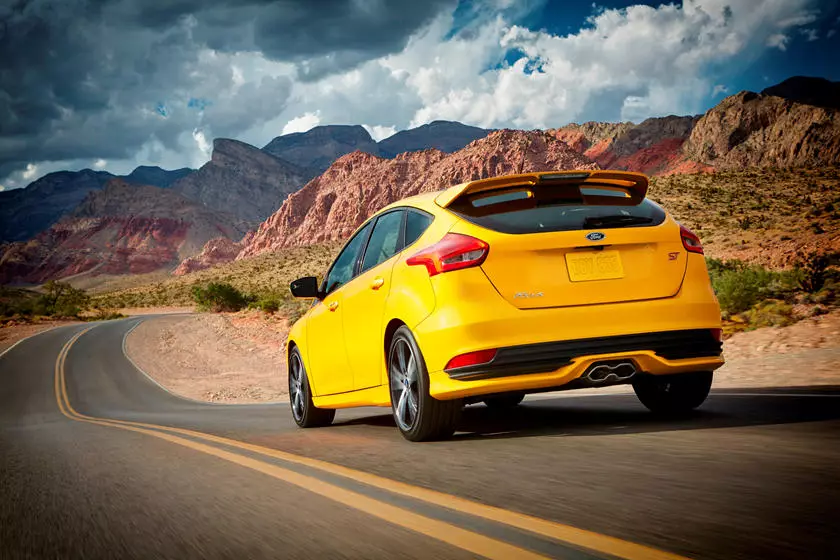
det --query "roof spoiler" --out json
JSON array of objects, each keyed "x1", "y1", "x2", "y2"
[{"x1": 434, "y1": 170, "x2": 649, "y2": 208}]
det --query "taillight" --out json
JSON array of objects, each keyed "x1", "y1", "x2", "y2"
[
  {"x1": 445, "y1": 349, "x2": 497, "y2": 371},
  {"x1": 406, "y1": 233, "x2": 489, "y2": 277},
  {"x1": 710, "y1": 328, "x2": 722, "y2": 342},
  {"x1": 680, "y1": 224, "x2": 704, "y2": 255}
]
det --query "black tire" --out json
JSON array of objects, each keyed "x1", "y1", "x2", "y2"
[
  {"x1": 389, "y1": 326, "x2": 462, "y2": 442},
  {"x1": 288, "y1": 347, "x2": 336, "y2": 428},
  {"x1": 483, "y1": 393, "x2": 525, "y2": 409},
  {"x1": 632, "y1": 371, "x2": 713, "y2": 414}
]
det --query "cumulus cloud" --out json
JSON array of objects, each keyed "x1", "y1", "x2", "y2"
[
  {"x1": 801, "y1": 28, "x2": 820, "y2": 41},
  {"x1": 712, "y1": 84, "x2": 729, "y2": 96},
  {"x1": 282, "y1": 113, "x2": 323, "y2": 135},
  {"x1": 22, "y1": 164, "x2": 38, "y2": 180},
  {"x1": 364, "y1": 125, "x2": 398, "y2": 141},
  {"x1": 767, "y1": 33, "x2": 790, "y2": 50},
  {"x1": 1, "y1": 0, "x2": 830, "y2": 188},
  {"x1": 0, "y1": 0, "x2": 452, "y2": 181}
]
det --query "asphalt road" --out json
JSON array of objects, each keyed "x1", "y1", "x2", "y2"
[{"x1": 2, "y1": 318, "x2": 839, "y2": 559}]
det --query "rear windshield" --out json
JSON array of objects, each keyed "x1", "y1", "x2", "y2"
[{"x1": 448, "y1": 184, "x2": 666, "y2": 234}]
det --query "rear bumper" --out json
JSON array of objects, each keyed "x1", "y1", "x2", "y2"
[
  {"x1": 429, "y1": 350, "x2": 723, "y2": 400},
  {"x1": 413, "y1": 254, "x2": 723, "y2": 400},
  {"x1": 444, "y1": 329, "x2": 722, "y2": 381}
]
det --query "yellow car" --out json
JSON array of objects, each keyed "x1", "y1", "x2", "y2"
[{"x1": 288, "y1": 170, "x2": 723, "y2": 441}]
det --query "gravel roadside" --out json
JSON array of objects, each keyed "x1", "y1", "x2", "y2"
[{"x1": 123, "y1": 310, "x2": 840, "y2": 404}]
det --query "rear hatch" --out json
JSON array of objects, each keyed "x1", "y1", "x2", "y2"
[{"x1": 439, "y1": 171, "x2": 687, "y2": 309}]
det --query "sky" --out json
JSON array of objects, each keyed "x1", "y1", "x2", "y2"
[{"x1": 1, "y1": 0, "x2": 839, "y2": 191}]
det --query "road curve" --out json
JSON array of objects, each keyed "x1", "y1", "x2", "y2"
[{"x1": 2, "y1": 317, "x2": 839, "y2": 559}]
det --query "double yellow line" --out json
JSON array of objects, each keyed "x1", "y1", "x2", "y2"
[{"x1": 55, "y1": 326, "x2": 688, "y2": 560}]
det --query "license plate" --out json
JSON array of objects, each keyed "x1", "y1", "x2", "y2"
[{"x1": 565, "y1": 250, "x2": 624, "y2": 282}]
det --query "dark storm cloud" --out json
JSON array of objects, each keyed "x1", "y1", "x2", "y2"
[{"x1": 0, "y1": 0, "x2": 452, "y2": 178}]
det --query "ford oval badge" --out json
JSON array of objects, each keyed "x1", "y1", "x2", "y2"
[{"x1": 586, "y1": 232, "x2": 606, "y2": 241}]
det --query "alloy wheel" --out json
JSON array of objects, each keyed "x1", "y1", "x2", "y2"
[
  {"x1": 289, "y1": 352, "x2": 305, "y2": 422},
  {"x1": 390, "y1": 338, "x2": 419, "y2": 432}
]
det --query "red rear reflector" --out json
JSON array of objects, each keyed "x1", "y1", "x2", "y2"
[
  {"x1": 445, "y1": 349, "x2": 498, "y2": 371},
  {"x1": 680, "y1": 224, "x2": 704, "y2": 255},
  {"x1": 406, "y1": 233, "x2": 489, "y2": 276}
]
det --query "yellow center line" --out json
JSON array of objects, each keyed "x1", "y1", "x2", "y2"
[
  {"x1": 55, "y1": 326, "x2": 691, "y2": 560},
  {"x1": 54, "y1": 329, "x2": 548, "y2": 560}
]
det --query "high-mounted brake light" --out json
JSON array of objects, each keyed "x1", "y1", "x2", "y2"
[
  {"x1": 406, "y1": 233, "x2": 489, "y2": 276},
  {"x1": 680, "y1": 224, "x2": 704, "y2": 255},
  {"x1": 445, "y1": 349, "x2": 498, "y2": 371}
]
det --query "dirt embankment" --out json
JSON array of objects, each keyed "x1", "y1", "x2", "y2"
[
  {"x1": 0, "y1": 320, "x2": 80, "y2": 354},
  {"x1": 124, "y1": 310, "x2": 840, "y2": 404},
  {"x1": 124, "y1": 312, "x2": 290, "y2": 403}
]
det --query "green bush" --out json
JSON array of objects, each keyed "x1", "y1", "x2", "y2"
[
  {"x1": 706, "y1": 259, "x2": 801, "y2": 317},
  {"x1": 743, "y1": 300, "x2": 795, "y2": 328},
  {"x1": 191, "y1": 282, "x2": 252, "y2": 312},
  {"x1": 36, "y1": 281, "x2": 91, "y2": 318},
  {"x1": 251, "y1": 293, "x2": 283, "y2": 314}
]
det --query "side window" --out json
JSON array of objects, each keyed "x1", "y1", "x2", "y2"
[
  {"x1": 404, "y1": 210, "x2": 433, "y2": 248},
  {"x1": 361, "y1": 211, "x2": 403, "y2": 273},
  {"x1": 324, "y1": 222, "x2": 372, "y2": 294}
]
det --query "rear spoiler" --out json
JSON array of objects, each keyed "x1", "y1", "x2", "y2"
[{"x1": 434, "y1": 170, "x2": 649, "y2": 208}]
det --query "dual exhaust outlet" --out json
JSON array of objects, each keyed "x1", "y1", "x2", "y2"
[{"x1": 581, "y1": 360, "x2": 638, "y2": 385}]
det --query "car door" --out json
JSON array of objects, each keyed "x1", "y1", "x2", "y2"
[
  {"x1": 341, "y1": 209, "x2": 405, "y2": 391},
  {"x1": 306, "y1": 221, "x2": 372, "y2": 396}
]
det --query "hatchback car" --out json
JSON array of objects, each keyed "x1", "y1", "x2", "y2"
[{"x1": 288, "y1": 170, "x2": 723, "y2": 441}]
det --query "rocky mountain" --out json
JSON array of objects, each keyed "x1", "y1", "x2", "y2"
[
  {"x1": 761, "y1": 76, "x2": 840, "y2": 110},
  {"x1": 378, "y1": 120, "x2": 490, "y2": 157},
  {"x1": 0, "y1": 180, "x2": 245, "y2": 284},
  {"x1": 0, "y1": 169, "x2": 114, "y2": 243},
  {"x1": 236, "y1": 130, "x2": 597, "y2": 258},
  {"x1": 123, "y1": 165, "x2": 193, "y2": 188},
  {"x1": 551, "y1": 78, "x2": 840, "y2": 175},
  {"x1": 550, "y1": 116, "x2": 705, "y2": 176},
  {"x1": 0, "y1": 166, "x2": 195, "y2": 243},
  {"x1": 682, "y1": 89, "x2": 840, "y2": 170},
  {"x1": 261, "y1": 121, "x2": 492, "y2": 175},
  {"x1": 174, "y1": 235, "x2": 252, "y2": 276},
  {"x1": 171, "y1": 138, "x2": 308, "y2": 226},
  {"x1": 262, "y1": 125, "x2": 380, "y2": 176}
]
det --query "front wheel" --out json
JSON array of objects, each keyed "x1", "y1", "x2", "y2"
[
  {"x1": 632, "y1": 371, "x2": 713, "y2": 414},
  {"x1": 289, "y1": 347, "x2": 335, "y2": 428},
  {"x1": 389, "y1": 326, "x2": 461, "y2": 442}
]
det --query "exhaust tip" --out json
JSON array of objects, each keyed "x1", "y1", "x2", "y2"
[{"x1": 583, "y1": 360, "x2": 637, "y2": 384}]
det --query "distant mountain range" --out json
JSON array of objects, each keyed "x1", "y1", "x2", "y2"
[
  {"x1": 0, "y1": 120, "x2": 492, "y2": 245},
  {"x1": 1, "y1": 76, "x2": 838, "y2": 285}
]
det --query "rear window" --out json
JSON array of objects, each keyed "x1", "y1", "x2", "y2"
[{"x1": 448, "y1": 184, "x2": 665, "y2": 234}]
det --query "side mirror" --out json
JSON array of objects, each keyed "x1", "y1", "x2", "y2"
[{"x1": 290, "y1": 276, "x2": 322, "y2": 299}]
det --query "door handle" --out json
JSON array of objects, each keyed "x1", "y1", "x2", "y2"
[
  {"x1": 328, "y1": 301, "x2": 339, "y2": 312},
  {"x1": 371, "y1": 277, "x2": 385, "y2": 290}
]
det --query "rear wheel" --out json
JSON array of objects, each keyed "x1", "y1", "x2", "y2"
[
  {"x1": 483, "y1": 393, "x2": 525, "y2": 409},
  {"x1": 389, "y1": 326, "x2": 461, "y2": 442},
  {"x1": 632, "y1": 371, "x2": 712, "y2": 414},
  {"x1": 289, "y1": 347, "x2": 336, "y2": 428}
]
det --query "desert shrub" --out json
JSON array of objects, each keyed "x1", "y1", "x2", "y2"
[
  {"x1": 91, "y1": 309, "x2": 126, "y2": 321},
  {"x1": 250, "y1": 293, "x2": 283, "y2": 314},
  {"x1": 0, "y1": 288, "x2": 37, "y2": 318},
  {"x1": 743, "y1": 301, "x2": 795, "y2": 328},
  {"x1": 35, "y1": 281, "x2": 91, "y2": 318},
  {"x1": 191, "y1": 282, "x2": 251, "y2": 312},
  {"x1": 794, "y1": 251, "x2": 839, "y2": 293},
  {"x1": 706, "y1": 259, "x2": 801, "y2": 317}
]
